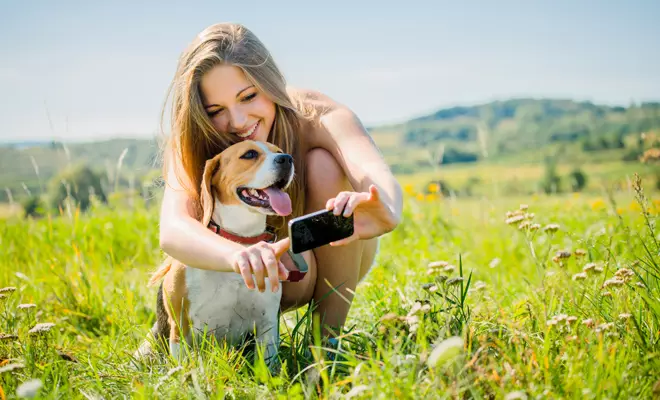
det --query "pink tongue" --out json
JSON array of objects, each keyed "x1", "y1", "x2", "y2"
[{"x1": 264, "y1": 187, "x2": 292, "y2": 216}]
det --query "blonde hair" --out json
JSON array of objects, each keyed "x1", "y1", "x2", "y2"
[{"x1": 160, "y1": 22, "x2": 316, "y2": 238}]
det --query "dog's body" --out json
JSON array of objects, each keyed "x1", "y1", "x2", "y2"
[{"x1": 139, "y1": 140, "x2": 297, "y2": 367}]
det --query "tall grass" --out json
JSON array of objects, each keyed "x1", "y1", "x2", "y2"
[{"x1": 1, "y1": 177, "x2": 659, "y2": 398}]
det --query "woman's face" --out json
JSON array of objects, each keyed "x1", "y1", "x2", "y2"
[{"x1": 200, "y1": 64, "x2": 275, "y2": 142}]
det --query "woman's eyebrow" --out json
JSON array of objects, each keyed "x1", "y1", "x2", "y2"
[{"x1": 203, "y1": 85, "x2": 255, "y2": 109}]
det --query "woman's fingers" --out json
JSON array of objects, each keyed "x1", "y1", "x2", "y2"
[
  {"x1": 232, "y1": 239, "x2": 291, "y2": 291},
  {"x1": 260, "y1": 243, "x2": 281, "y2": 293},
  {"x1": 278, "y1": 261, "x2": 289, "y2": 281},
  {"x1": 325, "y1": 197, "x2": 336, "y2": 211},
  {"x1": 235, "y1": 253, "x2": 255, "y2": 290},
  {"x1": 342, "y1": 192, "x2": 368, "y2": 217},
  {"x1": 248, "y1": 251, "x2": 266, "y2": 292},
  {"x1": 271, "y1": 237, "x2": 290, "y2": 259},
  {"x1": 331, "y1": 191, "x2": 351, "y2": 215},
  {"x1": 368, "y1": 184, "x2": 380, "y2": 200},
  {"x1": 327, "y1": 189, "x2": 374, "y2": 217}
]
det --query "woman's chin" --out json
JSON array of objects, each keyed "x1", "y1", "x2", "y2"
[{"x1": 253, "y1": 126, "x2": 271, "y2": 142}]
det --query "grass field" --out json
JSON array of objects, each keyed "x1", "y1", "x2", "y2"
[{"x1": 1, "y1": 173, "x2": 660, "y2": 398}]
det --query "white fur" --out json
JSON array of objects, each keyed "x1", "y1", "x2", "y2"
[
  {"x1": 213, "y1": 203, "x2": 266, "y2": 237},
  {"x1": 184, "y1": 268, "x2": 281, "y2": 364},
  {"x1": 180, "y1": 142, "x2": 291, "y2": 367}
]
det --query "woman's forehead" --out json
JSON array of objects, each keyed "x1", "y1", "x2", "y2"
[{"x1": 200, "y1": 65, "x2": 253, "y2": 104}]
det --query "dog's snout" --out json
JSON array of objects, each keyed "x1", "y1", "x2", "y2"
[{"x1": 274, "y1": 154, "x2": 293, "y2": 165}]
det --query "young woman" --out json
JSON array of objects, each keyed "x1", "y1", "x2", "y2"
[{"x1": 158, "y1": 22, "x2": 402, "y2": 337}]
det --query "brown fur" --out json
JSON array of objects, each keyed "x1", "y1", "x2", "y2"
[{"x1": 147, "y1": 140, "x2": 286, "y2": 352}]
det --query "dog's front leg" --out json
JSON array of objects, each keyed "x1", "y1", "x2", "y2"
[{"x1": 256, "y1": 318, "x2": 280, "y2": 372}]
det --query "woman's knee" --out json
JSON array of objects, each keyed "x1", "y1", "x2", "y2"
[{"x1": 305, "y1": 148, "x2": 353, "y2": 205}]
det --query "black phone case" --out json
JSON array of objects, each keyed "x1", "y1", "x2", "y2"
[{"x1": 288, "y1": 209, "x2": 354, "y2": 254}]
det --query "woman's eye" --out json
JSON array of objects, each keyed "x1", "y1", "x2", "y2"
[
  {"x1": 242, "y1": 93, "x2": 257, "y2": 102},
  {"x1": 207, "y1": 109, "x2": 222, "y2": 117},
  {"x1": 240, "y1": 150, "x2": 259, "y2": 159}
]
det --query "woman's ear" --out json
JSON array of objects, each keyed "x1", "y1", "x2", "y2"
[{"x1": 200, "y1": 156, "x2": 221, "y2": 227}]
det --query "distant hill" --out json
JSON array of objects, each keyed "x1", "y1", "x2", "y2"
[
  {"x1": 368, "y1": 98, "x2": 660, "y2": 173},
  {"x1": 0, "y1": 138, "x2": 163, "y2": 203},
  {"x1": 1, "y1": 98, "x2": 659, "y2": 202}
]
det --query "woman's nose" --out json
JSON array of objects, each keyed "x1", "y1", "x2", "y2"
[{"x1": 229, "y1": 109, "x2": 248, "y2": 131}]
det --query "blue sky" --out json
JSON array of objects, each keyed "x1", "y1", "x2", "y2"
[{"x1": 1, "y1": 0, "x2": 658, "y2": 141}]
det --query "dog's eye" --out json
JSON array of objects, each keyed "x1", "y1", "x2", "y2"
[{"x1": 240, "y1": 150, "x2": 259, "y2": 160}]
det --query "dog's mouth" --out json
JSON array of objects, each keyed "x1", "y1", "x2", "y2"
[{"x1": 237, "y1": 178, "x2": 292, "y2": 216}]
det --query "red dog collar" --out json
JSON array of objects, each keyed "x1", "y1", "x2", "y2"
[
  {"x1": 207, "y1": 220, "x2": 307, "y2": 282},
  {"x1": 208, "y1": 220, "x2": 277, "y2": 245}
]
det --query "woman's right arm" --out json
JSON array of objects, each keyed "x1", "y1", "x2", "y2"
[{"x1": 157, "y1": 155, "x2": 289, "y2": 292}]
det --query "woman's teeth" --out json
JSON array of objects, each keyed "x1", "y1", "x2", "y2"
[{"x1": 237, "y1": 121, "x2": 259, "y2": 138}]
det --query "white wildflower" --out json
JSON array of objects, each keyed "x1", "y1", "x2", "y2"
[
  {"x1": 28, "y1": 323, "x2": 55, "y2": 335},
  {"x1": 572, "y1": 272, "x2": 587, "y2": 281},
  {"x1": 16, "y1": 378, "x2": 43, "y2": 398},
  {"x1": 426, "y1": 336, "x2": 464, "y2": 367}
]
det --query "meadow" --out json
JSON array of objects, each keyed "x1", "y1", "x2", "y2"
[{"x1": 1, "y1": 170, "x2": 660, "y2": 399}]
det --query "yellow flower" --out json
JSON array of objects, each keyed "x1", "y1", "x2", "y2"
[
  {"x1": 416, "y1": 193, "x2": 425, "y2": 201},
  {"x1": 590, "y1": 198, "x2": 606, "y2": 211},
  {"x1": 426, "y1": 193, "x2": 438, "y2": 202},
  {"x1": 629, "y1": 201, "x2": 642, "y2": 212},
  {"x1": 404, "y1": 184, "x2": 415, "y2": 196},
  {"x1": 428, "y1": 183, "x2": 440, "y2": 193}
]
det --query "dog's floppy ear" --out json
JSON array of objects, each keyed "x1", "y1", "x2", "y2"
[{"x1": 200, "y1": 156, "x2": 221, "y2": 227}]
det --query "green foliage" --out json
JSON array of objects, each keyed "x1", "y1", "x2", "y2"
[
  {"x1": 540, "y1": 156, "x2": 562, "y2": 194},
  {"x1": 0, "y1": 138, "x2": 161, "y2": 203},
  {"x1": 439, "y1": 147, "x2": 479, "y2": 165},
  {"x1": 46, "y1": 163, "x2": 107, "y2": 212},
  {"x1": 3, "y1": 99, "x2": 660, "y2": 201},
  {"x1": 377, "y1": 99, "x2": 660, "y2": 172},
  {"x1": 568, "y1": 167, "x2": 588, "y2": 192},
  {"x1": 20, "y1": 195, "x2": 46, "y2": 219},
  {"x1": 1, "y1": 185, "x2": 659, "y2": 397}
]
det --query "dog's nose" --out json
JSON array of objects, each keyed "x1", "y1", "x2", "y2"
[{"x1": 274, "y1": 154, "x2": 293, "y2": 165}]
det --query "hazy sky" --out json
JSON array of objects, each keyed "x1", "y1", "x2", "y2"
[{"x1": 1, "y1": 0, "x2": 658, "y2": 142}]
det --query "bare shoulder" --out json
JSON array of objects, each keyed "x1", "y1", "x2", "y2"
[
  {"x1": 286, "y1": 86, "x2": 344, "y2": 114},
  {"x1": 286, "y1": 86, "x2": 365, "y2": 147}
]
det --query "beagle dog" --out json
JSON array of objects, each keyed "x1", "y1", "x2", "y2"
[{"x1": 140, "y1": 140, "x2": 306, "y2": 368}]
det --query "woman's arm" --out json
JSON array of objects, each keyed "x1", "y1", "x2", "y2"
[
  {"x1": 318, "y1": 107, "x2": 403, "y2": 223},
  {"x1": 301, "y1": 89, "x2": 403, "y2": 228},
  {"x1": 158, "y1": 156, "x2": 245, "y2": 273},
  {"x1": 157, "y1": 152, "x2": 290, "y2": 292}
]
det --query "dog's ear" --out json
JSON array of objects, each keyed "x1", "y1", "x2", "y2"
[{"x1": 200, "y1": 156, "x2": 221, "y2": 227}]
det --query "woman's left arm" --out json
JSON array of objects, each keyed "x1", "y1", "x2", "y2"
[{"x1": 315, "y1": 104, "x2": 403, "y2": 230}]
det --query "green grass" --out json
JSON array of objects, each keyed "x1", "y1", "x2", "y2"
[
  {"x1": 395, "y1": 157, "x2": 659, "y2": 197},
  {"x1": 1, "y1": 177, "x2": 660, "y2": 398}
]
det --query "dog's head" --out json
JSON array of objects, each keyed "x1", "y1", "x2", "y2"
[{"x1": 200, "y1": 140, "x2": 295, "y2": 227}]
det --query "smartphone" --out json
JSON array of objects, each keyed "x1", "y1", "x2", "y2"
[{"x1": 288, "y1": 209, "x2": 354, "y2": 254}]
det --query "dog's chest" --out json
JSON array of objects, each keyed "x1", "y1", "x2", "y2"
[{"x1": 185, "y1": 268, "x2": 281, "y2": 343}]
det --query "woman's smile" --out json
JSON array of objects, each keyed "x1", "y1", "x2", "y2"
[{"x1": 235, "y1": 120, "x2": 260, "y2": 140}]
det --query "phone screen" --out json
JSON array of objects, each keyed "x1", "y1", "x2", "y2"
[{"x1": 288, "y1": 209, "x2": 354, "y2": 254}]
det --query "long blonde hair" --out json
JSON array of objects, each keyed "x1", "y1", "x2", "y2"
[{"x1": 160, "y1": 22, "x2": 316, "y2": 238}]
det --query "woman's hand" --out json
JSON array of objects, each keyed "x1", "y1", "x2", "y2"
[
  {"x1": 325, "y1": 184, "x2": 399, "y2": 246},
  {"x1": 230, "y1": 238, "x2": 291, "y2": 292}
]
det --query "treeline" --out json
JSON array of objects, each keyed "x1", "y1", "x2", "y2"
[{"x1": 398, "y1": 99, "x2": 660, "y2": 166}]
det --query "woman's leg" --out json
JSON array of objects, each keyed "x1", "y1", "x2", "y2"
[{"x1": 280, "y1": 148, "x2": 378, "y2": 336}]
